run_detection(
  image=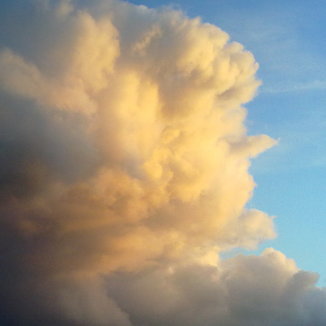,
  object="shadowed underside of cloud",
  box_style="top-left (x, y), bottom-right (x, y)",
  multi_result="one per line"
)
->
top-left (0, 0), bottom-right (325, 325)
